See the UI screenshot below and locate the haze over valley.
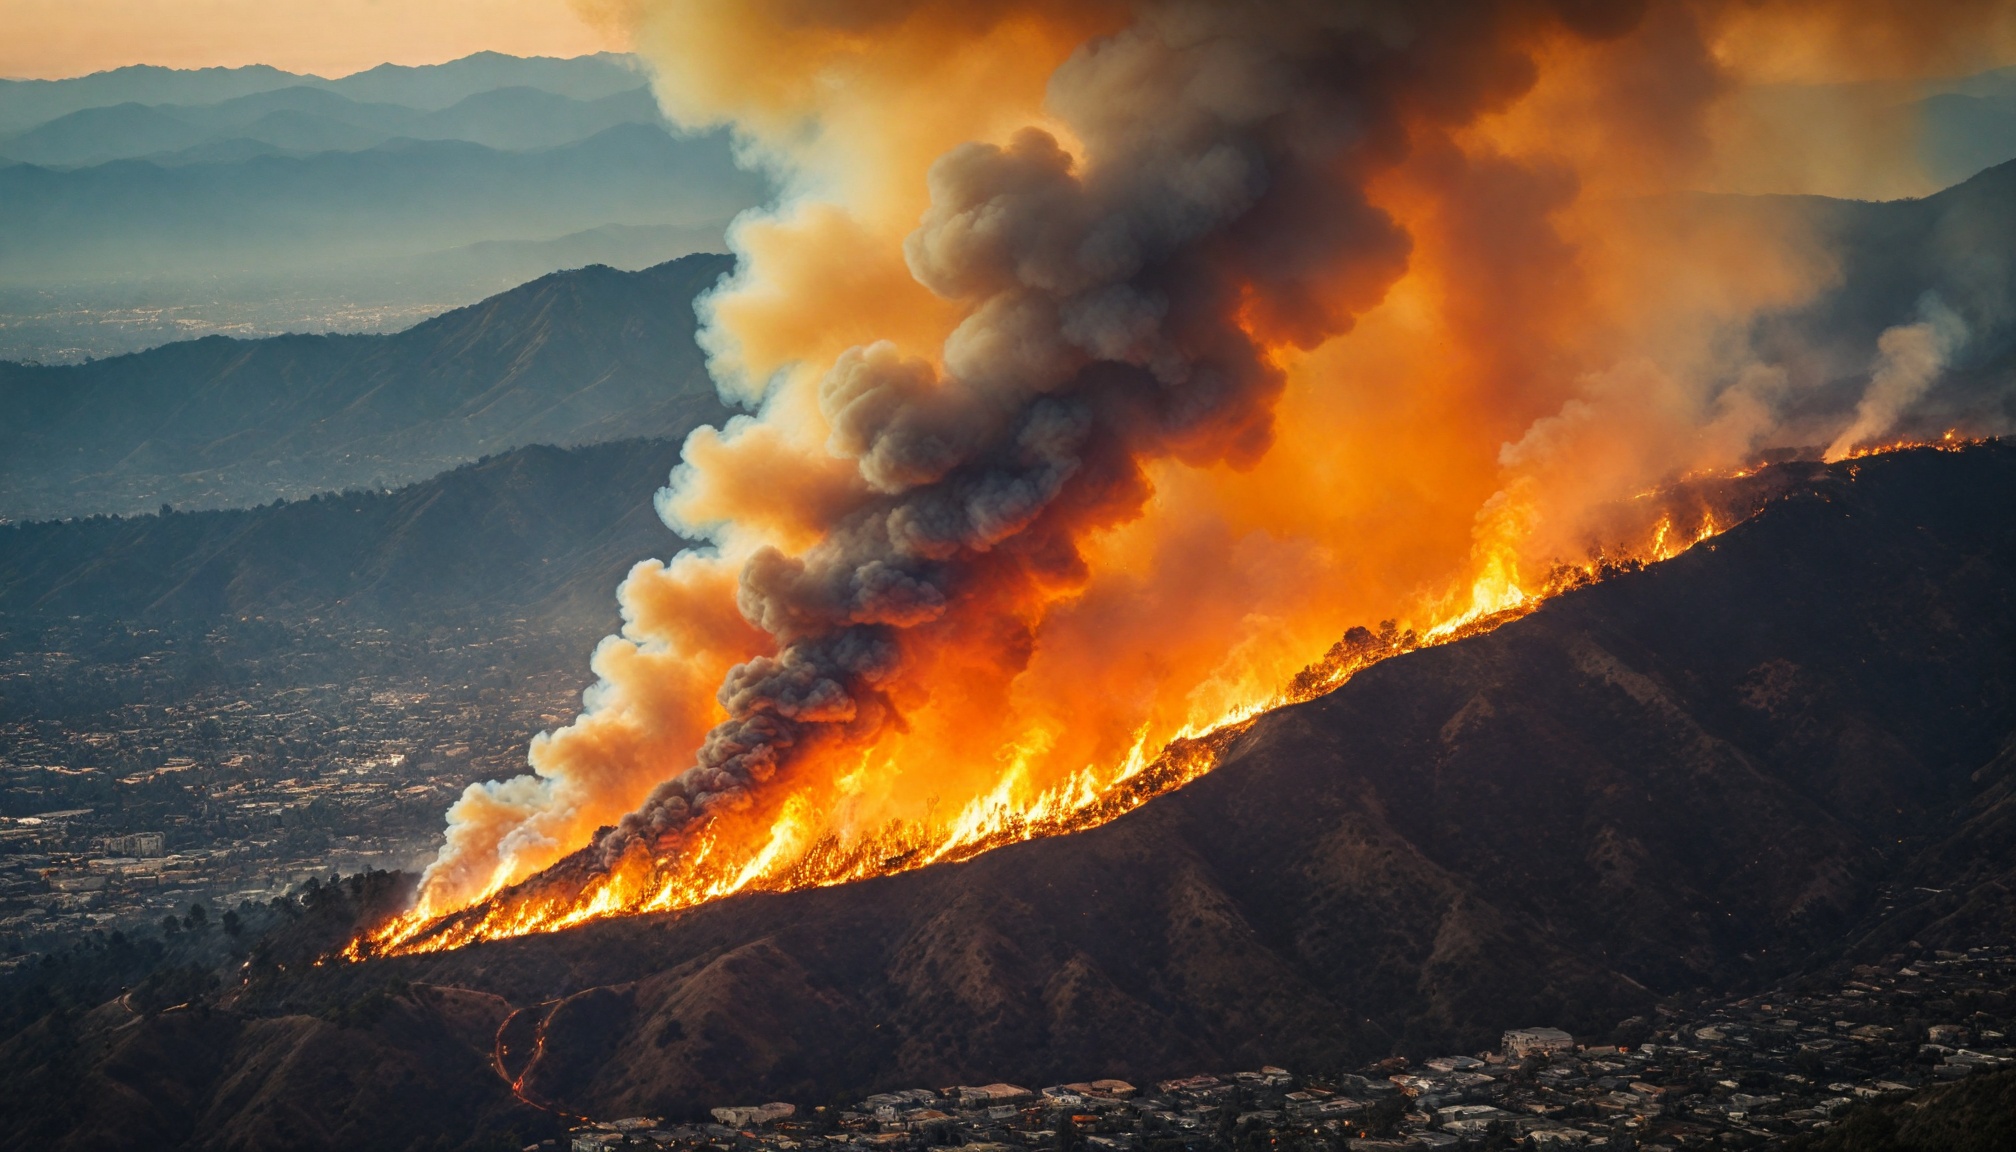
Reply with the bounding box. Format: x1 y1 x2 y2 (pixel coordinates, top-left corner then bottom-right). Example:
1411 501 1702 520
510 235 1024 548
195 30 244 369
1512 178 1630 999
0 52 767 364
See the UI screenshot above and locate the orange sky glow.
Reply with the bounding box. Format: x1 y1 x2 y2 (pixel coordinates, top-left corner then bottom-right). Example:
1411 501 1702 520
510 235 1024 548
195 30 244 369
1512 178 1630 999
0 0 626 80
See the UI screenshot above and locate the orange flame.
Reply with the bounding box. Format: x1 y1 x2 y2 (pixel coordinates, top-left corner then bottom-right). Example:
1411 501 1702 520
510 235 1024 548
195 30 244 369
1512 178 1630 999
349 472 1776 960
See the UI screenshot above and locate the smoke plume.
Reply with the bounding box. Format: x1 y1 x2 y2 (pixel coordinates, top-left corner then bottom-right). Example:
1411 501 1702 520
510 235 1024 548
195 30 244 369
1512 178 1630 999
397 0 2016 927
1825 295 1969 461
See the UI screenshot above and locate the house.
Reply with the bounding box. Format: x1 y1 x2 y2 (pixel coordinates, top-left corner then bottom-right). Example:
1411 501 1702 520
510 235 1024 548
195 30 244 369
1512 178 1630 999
711 1103 797 1127
104 832 166 857
1063 1079 1136 1098
1424 1055 1484 1073
1501 1027 1575 1059
955 1084 1033 1106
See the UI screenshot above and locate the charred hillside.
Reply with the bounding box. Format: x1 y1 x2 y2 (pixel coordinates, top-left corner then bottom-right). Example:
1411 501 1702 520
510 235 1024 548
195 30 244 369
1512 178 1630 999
8 443 2016 1150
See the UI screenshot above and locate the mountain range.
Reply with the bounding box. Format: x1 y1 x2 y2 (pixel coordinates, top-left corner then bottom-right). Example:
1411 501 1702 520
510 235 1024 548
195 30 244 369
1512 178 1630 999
0 125 759 284
0 52 652 136
0 254 734 520
0 53 767 364
0 84 671 169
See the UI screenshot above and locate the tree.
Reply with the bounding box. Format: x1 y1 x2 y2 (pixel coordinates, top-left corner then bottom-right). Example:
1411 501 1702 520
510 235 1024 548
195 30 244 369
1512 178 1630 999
160 915 180 936
186 903 207 928
1361 1094 1408 1139
1056 1114 1082 1152
221 910 241 936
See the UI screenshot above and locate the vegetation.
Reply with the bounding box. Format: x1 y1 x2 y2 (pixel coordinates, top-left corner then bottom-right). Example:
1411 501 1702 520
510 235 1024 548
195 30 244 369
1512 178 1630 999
1792 1069 2016 1152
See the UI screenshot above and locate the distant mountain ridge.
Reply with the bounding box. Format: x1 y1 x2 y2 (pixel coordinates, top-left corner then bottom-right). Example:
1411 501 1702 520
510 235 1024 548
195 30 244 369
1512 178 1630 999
1637 158 2016 447
0 52 768 365
0 51 649 135
0 255 737 520
0 123 761 283
0 84 670 168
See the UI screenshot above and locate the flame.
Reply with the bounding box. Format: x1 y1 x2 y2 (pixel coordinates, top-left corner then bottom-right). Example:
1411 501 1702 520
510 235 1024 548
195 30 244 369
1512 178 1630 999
1839 430 1972 462
348 468 1784 960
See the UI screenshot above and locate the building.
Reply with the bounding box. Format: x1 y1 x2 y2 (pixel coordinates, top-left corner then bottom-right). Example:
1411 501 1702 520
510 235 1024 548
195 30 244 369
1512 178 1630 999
1501 1027 1575 1059
710 1103 795 1128
104 832 166 857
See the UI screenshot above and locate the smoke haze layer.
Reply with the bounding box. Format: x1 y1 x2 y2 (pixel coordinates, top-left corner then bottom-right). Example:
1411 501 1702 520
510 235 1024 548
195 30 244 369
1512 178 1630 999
399 0 2016 928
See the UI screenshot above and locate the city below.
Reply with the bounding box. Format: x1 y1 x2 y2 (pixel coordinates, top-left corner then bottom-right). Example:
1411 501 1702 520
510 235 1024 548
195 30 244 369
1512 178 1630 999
0 615 594 968
561 947 2016 1150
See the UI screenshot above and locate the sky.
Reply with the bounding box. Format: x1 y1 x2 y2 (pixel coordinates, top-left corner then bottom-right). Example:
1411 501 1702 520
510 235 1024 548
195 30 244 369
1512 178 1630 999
0 0 625 80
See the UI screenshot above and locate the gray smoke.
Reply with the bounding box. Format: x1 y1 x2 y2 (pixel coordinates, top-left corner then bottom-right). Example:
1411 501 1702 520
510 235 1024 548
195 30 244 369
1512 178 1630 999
593 0 1650 864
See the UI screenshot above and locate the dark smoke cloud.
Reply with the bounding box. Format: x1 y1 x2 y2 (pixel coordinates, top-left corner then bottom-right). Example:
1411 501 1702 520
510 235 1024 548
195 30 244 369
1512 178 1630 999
588 0 1653 865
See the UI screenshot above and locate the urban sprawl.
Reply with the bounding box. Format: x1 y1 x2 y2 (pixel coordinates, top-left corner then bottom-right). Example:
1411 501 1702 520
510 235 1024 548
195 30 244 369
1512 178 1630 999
562 947 2015 1150
0 619 592 966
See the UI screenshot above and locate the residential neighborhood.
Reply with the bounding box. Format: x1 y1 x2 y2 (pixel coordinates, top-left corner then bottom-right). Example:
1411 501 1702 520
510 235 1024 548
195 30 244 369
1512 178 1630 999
0 616 595 965
554 945 2015 1150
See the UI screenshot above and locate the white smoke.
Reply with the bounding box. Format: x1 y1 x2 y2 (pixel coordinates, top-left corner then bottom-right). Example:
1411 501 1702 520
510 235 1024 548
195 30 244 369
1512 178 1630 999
1824 293 1968 461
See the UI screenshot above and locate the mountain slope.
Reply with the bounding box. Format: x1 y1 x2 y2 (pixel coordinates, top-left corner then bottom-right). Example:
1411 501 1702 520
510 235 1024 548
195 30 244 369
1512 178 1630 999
1660 159 2016 444
0 255 736 519
0 102 213 166
0 437 691 629
12 442 2006 1150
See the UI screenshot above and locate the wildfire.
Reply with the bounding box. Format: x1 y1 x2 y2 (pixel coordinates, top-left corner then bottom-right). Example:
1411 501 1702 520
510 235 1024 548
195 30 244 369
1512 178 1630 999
347 465 1796 961
318 0 2011 968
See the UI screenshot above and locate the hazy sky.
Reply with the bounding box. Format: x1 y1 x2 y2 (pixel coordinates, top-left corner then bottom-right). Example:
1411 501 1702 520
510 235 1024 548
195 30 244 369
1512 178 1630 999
0 0 625 80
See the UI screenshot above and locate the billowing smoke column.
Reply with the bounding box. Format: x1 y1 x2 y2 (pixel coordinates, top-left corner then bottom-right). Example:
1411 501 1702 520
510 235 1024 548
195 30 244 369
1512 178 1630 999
391 0 2016 933
1826 295 1969 461
599 1 1456 860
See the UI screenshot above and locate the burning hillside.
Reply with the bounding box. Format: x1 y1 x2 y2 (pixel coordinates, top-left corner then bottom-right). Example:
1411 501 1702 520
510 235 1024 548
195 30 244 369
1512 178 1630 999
355 461 1796 956
358 0 2016 958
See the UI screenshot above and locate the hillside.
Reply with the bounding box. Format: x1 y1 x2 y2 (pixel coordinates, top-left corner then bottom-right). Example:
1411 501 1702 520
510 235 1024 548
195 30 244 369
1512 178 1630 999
1765 159 2016 398
5 442 2009 1149
1653 159 2016 446
373 445 2016 1112
0 437 690 630
0 255 734 520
